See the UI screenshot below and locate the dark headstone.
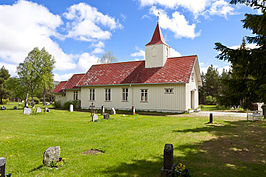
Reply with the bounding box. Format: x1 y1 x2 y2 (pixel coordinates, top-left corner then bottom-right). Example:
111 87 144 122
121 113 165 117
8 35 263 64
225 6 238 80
90 103 95 122
132 106 135 115
13 106 17 110
0 157 6 177
43 146 60 167
104 113 110 120
161 144 174 177
0 106 6 110
44 108 49 112
101 106 105 115
209 113 213 123
262 104 266 119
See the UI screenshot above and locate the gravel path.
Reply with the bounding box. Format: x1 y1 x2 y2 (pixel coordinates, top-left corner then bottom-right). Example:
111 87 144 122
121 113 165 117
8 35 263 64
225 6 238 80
191 111 247 117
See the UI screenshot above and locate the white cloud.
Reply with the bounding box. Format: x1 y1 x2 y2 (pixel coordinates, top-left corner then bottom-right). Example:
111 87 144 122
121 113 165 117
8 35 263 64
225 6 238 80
139 0 211 16
0 62 17 76
199 62 231 74
64 3 122 41
77 53 99 72
150 6 200 39
53 73 74 81
208 0 234 18
229 43 259 49
91 41 105 54
169 48 181 57
138 0 235 18
131 49 145 57
0 0 76 71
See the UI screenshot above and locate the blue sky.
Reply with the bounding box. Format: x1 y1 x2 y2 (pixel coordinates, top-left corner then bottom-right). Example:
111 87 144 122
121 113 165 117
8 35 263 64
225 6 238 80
0 0 258 81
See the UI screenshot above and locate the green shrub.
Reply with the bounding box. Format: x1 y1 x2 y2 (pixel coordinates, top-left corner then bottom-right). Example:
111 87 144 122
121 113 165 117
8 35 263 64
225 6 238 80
205 96 217 105
54 101 62 108
2 98 9 105
62 100 81 110
29 97 40 104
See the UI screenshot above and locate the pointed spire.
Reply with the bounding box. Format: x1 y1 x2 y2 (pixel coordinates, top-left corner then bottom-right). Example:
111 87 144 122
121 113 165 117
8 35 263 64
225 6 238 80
146 22 166 46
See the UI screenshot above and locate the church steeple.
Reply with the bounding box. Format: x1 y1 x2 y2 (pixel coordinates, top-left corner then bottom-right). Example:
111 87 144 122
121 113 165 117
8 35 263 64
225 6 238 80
146 22 166 46
145 23 169 68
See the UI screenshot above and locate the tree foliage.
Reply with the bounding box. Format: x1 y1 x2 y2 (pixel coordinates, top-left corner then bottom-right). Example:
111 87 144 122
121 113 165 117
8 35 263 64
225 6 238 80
0 66 10 104
17 47 55 106
98 51 117 64
214 0 266 109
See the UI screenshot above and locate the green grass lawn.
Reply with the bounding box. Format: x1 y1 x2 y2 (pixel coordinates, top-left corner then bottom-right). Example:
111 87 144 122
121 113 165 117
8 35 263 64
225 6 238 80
0 103 265 177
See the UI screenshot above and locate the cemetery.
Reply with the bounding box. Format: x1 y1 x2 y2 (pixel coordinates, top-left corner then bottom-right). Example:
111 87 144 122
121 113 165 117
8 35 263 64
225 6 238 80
0 102 265 176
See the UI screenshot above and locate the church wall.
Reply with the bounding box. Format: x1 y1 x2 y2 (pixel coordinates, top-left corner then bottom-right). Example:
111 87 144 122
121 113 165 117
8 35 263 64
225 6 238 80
80 84 186 112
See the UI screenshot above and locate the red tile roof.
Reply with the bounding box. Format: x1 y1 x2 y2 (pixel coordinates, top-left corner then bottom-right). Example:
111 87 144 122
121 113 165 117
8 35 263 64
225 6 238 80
62 73 85 90
146 23 166 46
53 81 67 93
77 55 196 87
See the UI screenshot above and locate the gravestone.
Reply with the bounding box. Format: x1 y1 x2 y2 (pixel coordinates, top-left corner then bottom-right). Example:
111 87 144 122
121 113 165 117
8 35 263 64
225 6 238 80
1 106 6 110
36 107 42 113
44 108 49 113
0 157 6 177
161 144 174 177
92 114 98 122
208 113 213 123
43 146 60 167
132 106 136 115
23 107 31 115
101 106 105 115
13 106 17 110
104 113 109 120
69 104 73 112
111 108 116 115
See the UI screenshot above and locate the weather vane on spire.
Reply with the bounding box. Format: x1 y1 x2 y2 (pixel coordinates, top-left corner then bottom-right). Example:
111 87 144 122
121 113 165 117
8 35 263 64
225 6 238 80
157 11 160 23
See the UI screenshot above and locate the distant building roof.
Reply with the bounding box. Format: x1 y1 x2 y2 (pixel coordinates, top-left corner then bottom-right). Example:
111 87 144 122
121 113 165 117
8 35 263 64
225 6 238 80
146 22 166 46
62 73 85 90
53 81 67 93
77 55 197 87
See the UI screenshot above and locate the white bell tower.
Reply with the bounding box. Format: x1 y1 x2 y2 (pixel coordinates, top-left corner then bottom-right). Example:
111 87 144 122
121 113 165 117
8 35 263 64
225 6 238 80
145 23 169 68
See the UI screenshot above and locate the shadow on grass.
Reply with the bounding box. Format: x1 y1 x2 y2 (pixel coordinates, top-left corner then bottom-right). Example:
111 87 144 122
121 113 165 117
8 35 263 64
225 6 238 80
29 165 44 172
103 120 265 177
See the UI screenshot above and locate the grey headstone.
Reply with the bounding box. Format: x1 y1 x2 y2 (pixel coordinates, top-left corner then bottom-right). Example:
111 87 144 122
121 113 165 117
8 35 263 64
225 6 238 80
111 108 116 115
161 144 174 177
23 107 31 115
36 107 41 113
101 106 105 115
44 108 49 112
0 157 6 177
104 113 109 120
43 146 60 167
1 106 6 110
92 114 98 122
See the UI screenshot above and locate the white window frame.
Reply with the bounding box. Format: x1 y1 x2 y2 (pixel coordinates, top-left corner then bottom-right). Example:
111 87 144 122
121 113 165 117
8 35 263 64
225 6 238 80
74 91 78 100
105 88 111 101
140 89 148 102
165 88 174 94
122 88 128 101
89 88 95 101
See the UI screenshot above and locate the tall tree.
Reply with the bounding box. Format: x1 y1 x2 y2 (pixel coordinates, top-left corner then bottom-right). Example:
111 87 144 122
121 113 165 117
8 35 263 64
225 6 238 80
17 47 55 106
98 51 117 64
215 0 266 109
0 66 10 104
39 48 55 105
6 77 27 101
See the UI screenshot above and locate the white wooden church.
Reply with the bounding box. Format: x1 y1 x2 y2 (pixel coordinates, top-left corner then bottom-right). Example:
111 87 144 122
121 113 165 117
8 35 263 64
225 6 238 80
54 23 202 112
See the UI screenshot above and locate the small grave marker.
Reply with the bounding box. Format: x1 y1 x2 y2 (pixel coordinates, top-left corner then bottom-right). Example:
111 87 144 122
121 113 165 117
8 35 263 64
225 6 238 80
23 107 31 115
0 157 6 177
69 104 73 112
132 106 135 115
0 106 6 110
111 108 116 115
13 106 17 110
44 108 49 113
101 106 105 115
208 113 213 123
43 146 60 167
161 144 174 177
92 114 98 122
36 107 42 113
104 113 109 120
